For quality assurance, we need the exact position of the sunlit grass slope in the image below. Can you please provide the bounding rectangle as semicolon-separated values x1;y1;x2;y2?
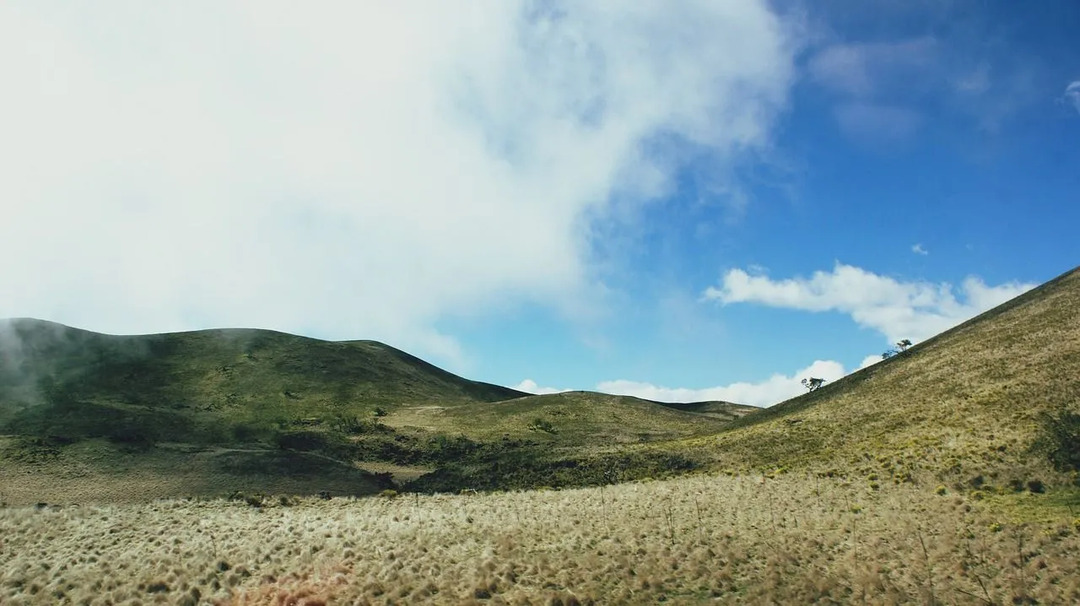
386;391;735;444
686;265;1080;489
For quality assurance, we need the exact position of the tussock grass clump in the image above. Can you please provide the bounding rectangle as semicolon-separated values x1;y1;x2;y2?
3;474;1079;604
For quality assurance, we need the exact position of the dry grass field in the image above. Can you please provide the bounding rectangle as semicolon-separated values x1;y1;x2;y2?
3;473;1079;605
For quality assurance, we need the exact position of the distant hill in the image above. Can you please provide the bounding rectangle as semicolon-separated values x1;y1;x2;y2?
0;319;738;502
685;264;1080;488
654;399;759;421
9;262;1071;503
0;318;526;446
390;391;736;444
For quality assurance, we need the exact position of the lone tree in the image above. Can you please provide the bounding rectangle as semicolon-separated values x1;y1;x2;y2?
801;377;825;392
882;338;915;359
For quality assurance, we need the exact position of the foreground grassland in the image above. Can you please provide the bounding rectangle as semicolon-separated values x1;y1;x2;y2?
3;474;1079;605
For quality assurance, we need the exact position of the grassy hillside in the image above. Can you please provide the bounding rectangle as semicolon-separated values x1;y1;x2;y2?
3;264;1077;502
680;265;1080;490
0;319;736;500
386;391;732;443
656;399;759;421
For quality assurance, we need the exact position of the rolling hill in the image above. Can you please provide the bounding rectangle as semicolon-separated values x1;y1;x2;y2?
0;318;742;502
3;267;1080;604
3;264;1077;503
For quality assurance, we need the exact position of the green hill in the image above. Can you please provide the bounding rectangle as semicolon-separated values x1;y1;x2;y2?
5;264;1075;503
388;390;735;443
0;319;525;444
0;319;737;501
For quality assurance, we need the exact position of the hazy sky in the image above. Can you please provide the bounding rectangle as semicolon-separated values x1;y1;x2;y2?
2;2;1078;406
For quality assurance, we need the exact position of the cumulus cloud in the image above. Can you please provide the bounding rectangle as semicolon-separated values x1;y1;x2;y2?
703;263;1036;344
0;2;798;368
1066;81;1080;114
912;243;928;255
512;379;570;396
597;359;845;408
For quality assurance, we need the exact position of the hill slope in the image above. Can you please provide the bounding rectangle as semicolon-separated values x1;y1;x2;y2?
0;319;738;501
684;264;1080;488
0;318;526;445
387;391;734;444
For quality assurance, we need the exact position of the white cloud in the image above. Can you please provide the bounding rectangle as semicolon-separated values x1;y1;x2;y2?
597;359;845;408
704;263;1036;344
0;2;798;369
513;379;570;396
859;355;883;369
912;243;928;255
1066;81;1080;115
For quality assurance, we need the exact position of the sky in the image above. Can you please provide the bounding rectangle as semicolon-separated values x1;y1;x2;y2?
1;1;1078;407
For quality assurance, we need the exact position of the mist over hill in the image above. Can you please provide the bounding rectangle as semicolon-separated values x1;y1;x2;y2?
0;318;747;501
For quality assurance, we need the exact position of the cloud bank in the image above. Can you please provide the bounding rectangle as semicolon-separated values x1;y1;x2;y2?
512;379;570;396
704;263;1036;344
0;2;798;367
596;359;846;408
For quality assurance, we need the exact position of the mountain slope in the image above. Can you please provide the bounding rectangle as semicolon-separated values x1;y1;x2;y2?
0;318;526;445
655;399;759;421
0;319;741;501
686;265;1080;486
387;391;733;444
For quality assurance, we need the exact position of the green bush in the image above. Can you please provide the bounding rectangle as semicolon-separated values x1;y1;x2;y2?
528;418;557;434
275;431;328;451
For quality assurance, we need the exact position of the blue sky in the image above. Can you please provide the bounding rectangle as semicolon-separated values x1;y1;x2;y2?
1;1;1078;406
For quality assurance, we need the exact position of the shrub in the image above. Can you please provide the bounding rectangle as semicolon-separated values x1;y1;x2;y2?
228;492;265;508
935;485;947;495
1036;410;1080;471
1027;479;1045;493
275;431;328;451
528;418;557;434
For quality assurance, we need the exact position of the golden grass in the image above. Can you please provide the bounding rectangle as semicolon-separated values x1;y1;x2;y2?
384;391;731;446
0;438;383;505
3;474;1079;605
